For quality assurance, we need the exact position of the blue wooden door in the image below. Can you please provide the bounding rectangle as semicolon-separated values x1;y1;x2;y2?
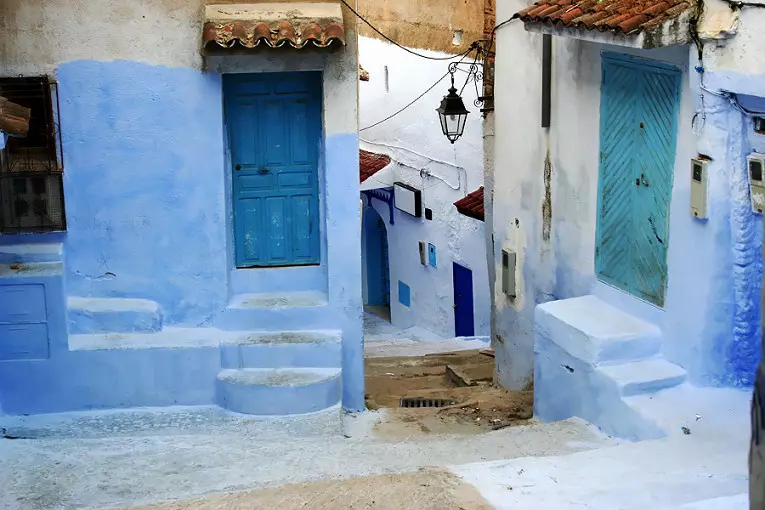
595;54;680;306
224;72;322;268
453;263;475;337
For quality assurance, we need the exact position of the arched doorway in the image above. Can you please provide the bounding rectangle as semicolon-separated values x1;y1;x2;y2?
363;205;390;320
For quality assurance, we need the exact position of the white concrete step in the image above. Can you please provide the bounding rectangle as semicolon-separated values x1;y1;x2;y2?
216;367;342;415
599;358;687;397
67;297;162;334
220;330;342;369
535;295;662;364
217;291;338;331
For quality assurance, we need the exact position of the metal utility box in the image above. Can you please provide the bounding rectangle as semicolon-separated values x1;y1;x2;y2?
418;241;427;265
501;248;516;298
748;153;765;214
690;158;708;219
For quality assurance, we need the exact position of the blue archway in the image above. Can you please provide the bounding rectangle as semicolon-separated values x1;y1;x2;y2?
364;205;390;309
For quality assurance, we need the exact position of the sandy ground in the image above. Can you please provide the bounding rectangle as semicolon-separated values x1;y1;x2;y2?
365;349;533;435
128;469;492;510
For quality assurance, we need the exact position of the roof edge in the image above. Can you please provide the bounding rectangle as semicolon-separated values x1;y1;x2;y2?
519;10;694;49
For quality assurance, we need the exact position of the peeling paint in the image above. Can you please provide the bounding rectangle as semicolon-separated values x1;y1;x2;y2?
542;151;552;243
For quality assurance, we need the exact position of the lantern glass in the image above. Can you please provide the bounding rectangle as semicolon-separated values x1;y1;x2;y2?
436;85;470;144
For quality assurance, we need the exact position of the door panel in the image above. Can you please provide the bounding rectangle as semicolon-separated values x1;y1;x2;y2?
595;54;680;307
453;263;475;337
225;72;322;268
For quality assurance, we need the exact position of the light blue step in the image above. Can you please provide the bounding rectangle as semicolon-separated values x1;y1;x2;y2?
68;297;162;334
598;358;687;397
0;243;63;264
216;367;342;415
217;291;338;331
220;330;342;369
535;295;662;364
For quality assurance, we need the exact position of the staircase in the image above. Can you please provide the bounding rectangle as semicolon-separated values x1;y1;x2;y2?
216;330;343;415
534;295;686;440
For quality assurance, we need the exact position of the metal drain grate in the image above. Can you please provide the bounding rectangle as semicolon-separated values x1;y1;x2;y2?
399;397;455;408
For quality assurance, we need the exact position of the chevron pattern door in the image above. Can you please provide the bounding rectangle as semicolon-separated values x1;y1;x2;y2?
595;53;681;307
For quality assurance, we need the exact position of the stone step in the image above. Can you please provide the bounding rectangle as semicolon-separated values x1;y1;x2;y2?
67;297;162;334
598;358;687;397
216;367;342;415
0;243;63;264
217;291;338;331
220;330;342;369
535;295;662;364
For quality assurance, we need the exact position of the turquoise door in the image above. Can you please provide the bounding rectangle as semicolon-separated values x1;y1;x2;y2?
595;53;681;307
224;72;322;268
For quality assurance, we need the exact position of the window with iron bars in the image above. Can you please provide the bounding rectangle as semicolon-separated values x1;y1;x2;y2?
0;76;66;233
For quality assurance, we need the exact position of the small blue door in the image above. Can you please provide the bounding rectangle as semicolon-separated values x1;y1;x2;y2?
224;72;322;268
595;53;680;307
364;207;390;306
453;263;475;337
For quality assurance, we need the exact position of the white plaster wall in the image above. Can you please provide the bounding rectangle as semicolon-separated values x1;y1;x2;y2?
700;2;765;94
359;35;490;338
359;36;484;191
0;0;206;74
491;0;719;389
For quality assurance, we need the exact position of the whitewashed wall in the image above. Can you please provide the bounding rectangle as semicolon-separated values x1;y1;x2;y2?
359;35;490;338
490;0;764;390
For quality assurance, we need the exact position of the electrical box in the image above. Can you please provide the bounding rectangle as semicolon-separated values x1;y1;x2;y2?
428;243;437;267
748;153;765;214
690;158;708;219
501;249;516;298
418;241;427;265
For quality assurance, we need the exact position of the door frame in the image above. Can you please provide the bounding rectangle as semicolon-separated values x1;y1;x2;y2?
594;52;681;307
223;71;324;269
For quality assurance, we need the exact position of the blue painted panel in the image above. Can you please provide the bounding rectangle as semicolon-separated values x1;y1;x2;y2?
453;263;475;337
0;284;46;323
595;53;680;307
428;243;437;268
0;323;49;360
398;281;411;307
224;72;322;268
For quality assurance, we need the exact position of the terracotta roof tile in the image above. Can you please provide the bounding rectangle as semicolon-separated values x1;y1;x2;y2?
203;3;345;49
360;150;391;183
454;187;485;221
513;0;692;35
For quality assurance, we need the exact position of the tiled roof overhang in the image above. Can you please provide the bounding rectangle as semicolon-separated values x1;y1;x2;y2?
203;2;345;50
360;150;391;183
514;0;692;39
454;187;485;221
0;96;30;137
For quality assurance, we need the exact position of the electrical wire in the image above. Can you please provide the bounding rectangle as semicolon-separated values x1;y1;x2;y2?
360;71;450;131
339;0;473;61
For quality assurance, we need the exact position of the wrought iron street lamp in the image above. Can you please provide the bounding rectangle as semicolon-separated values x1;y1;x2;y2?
436;42;489;144
436;75;470;144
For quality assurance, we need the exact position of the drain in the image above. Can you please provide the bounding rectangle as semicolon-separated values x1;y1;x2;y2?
399;397;455;408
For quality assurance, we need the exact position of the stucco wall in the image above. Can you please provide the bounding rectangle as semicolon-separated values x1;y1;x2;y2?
359;35;490;338
0;0;366;413
357;0;483;54
491;0;762;389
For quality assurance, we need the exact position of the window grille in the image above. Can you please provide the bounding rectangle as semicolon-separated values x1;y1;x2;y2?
0;76;66;233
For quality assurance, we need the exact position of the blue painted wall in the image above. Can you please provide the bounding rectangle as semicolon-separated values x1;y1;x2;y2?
0;60;364;415
60;60;228;326
491;42;763;391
